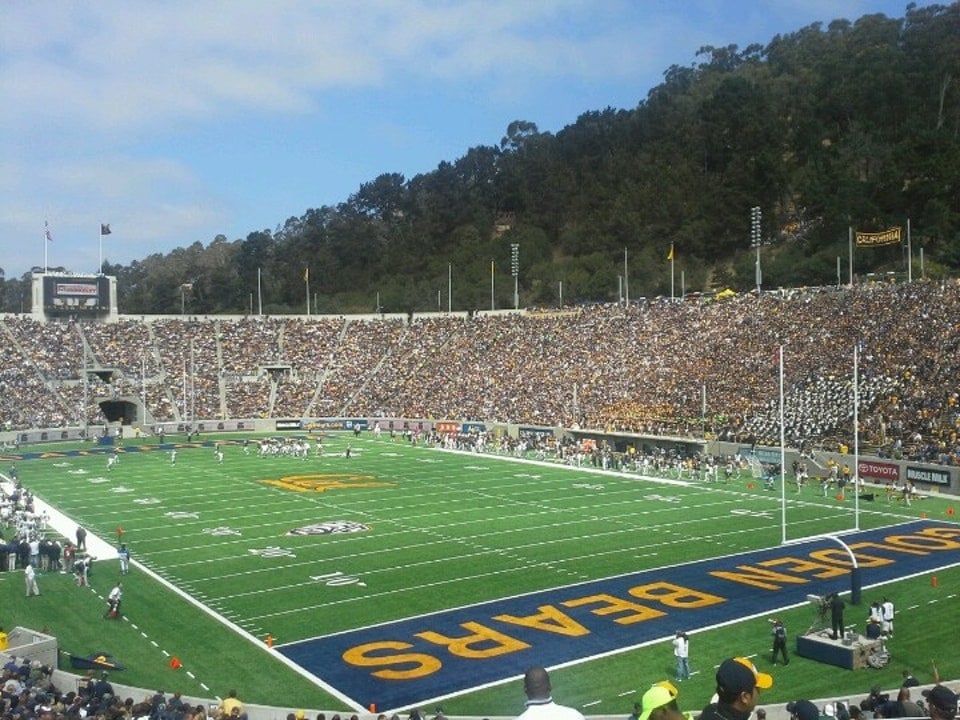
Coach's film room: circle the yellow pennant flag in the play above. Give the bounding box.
[667,245,674,262]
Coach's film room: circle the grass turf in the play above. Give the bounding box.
[3,433,958,715]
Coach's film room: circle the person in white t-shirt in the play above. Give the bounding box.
[673,631,691,680]
[24,562,40,597]
[106,582,123,618]
[881,597,894,637]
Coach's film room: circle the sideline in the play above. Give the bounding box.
[1,477,117,561]
[1,467,360,712]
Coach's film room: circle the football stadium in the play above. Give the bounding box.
[7,2,960,719]
[2,277,960,720]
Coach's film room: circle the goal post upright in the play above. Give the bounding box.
[782,533,863,605]
[776,342,864,604]
[779,344,787,546]
[854,340,861,531]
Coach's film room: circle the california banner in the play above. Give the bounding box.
[855,226,901,247]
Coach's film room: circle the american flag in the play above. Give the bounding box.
[44,221,53,242]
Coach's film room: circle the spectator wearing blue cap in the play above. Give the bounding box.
[787,700,824,720]
[922,686,957,720]
[700,658,772,720]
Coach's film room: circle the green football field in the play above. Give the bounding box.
[3,433,959,716]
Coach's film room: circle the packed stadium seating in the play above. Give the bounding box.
[1,279,958,465]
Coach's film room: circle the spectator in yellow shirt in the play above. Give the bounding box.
[219,690,247,720]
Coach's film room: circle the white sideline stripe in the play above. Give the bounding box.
[3,477,365,714]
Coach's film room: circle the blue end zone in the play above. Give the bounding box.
[0,440,222,462]
[278,520,960,710]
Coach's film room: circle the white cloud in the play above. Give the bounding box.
[2,1,660,138]
[0,0,925,278]
[0,153,223,275]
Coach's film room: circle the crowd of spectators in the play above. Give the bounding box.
[1,280,959,464]
[0,664,247,720]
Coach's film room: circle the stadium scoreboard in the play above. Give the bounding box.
[32,272,118,319]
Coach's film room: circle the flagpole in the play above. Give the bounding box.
[906,218,912,283]
[305,268,310,316]
[623,247,629,307]
[97,223,112,274]
[848,226,853,286]
[669,243,675,300]
[43,222,49,273]
[257,267,263,316]
[490,259,495,311]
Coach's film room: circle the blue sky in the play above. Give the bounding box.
[0,1,926,278]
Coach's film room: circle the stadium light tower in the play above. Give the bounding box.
[180,283,193,315]
[751,206,762,293]
[510,243,520,310]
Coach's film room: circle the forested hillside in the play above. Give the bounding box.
[13,3,960,314]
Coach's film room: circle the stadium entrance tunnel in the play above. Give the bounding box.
[98,399,142,425]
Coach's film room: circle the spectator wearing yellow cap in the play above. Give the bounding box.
[638,681,698,720]
[639,683,685,720]
[700,658,773,720]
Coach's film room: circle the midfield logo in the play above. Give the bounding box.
[258,474,393,493]
[287,521,370,536]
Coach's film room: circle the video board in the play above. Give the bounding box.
[43,275,111,313]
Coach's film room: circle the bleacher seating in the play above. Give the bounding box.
[0,279,957,464]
